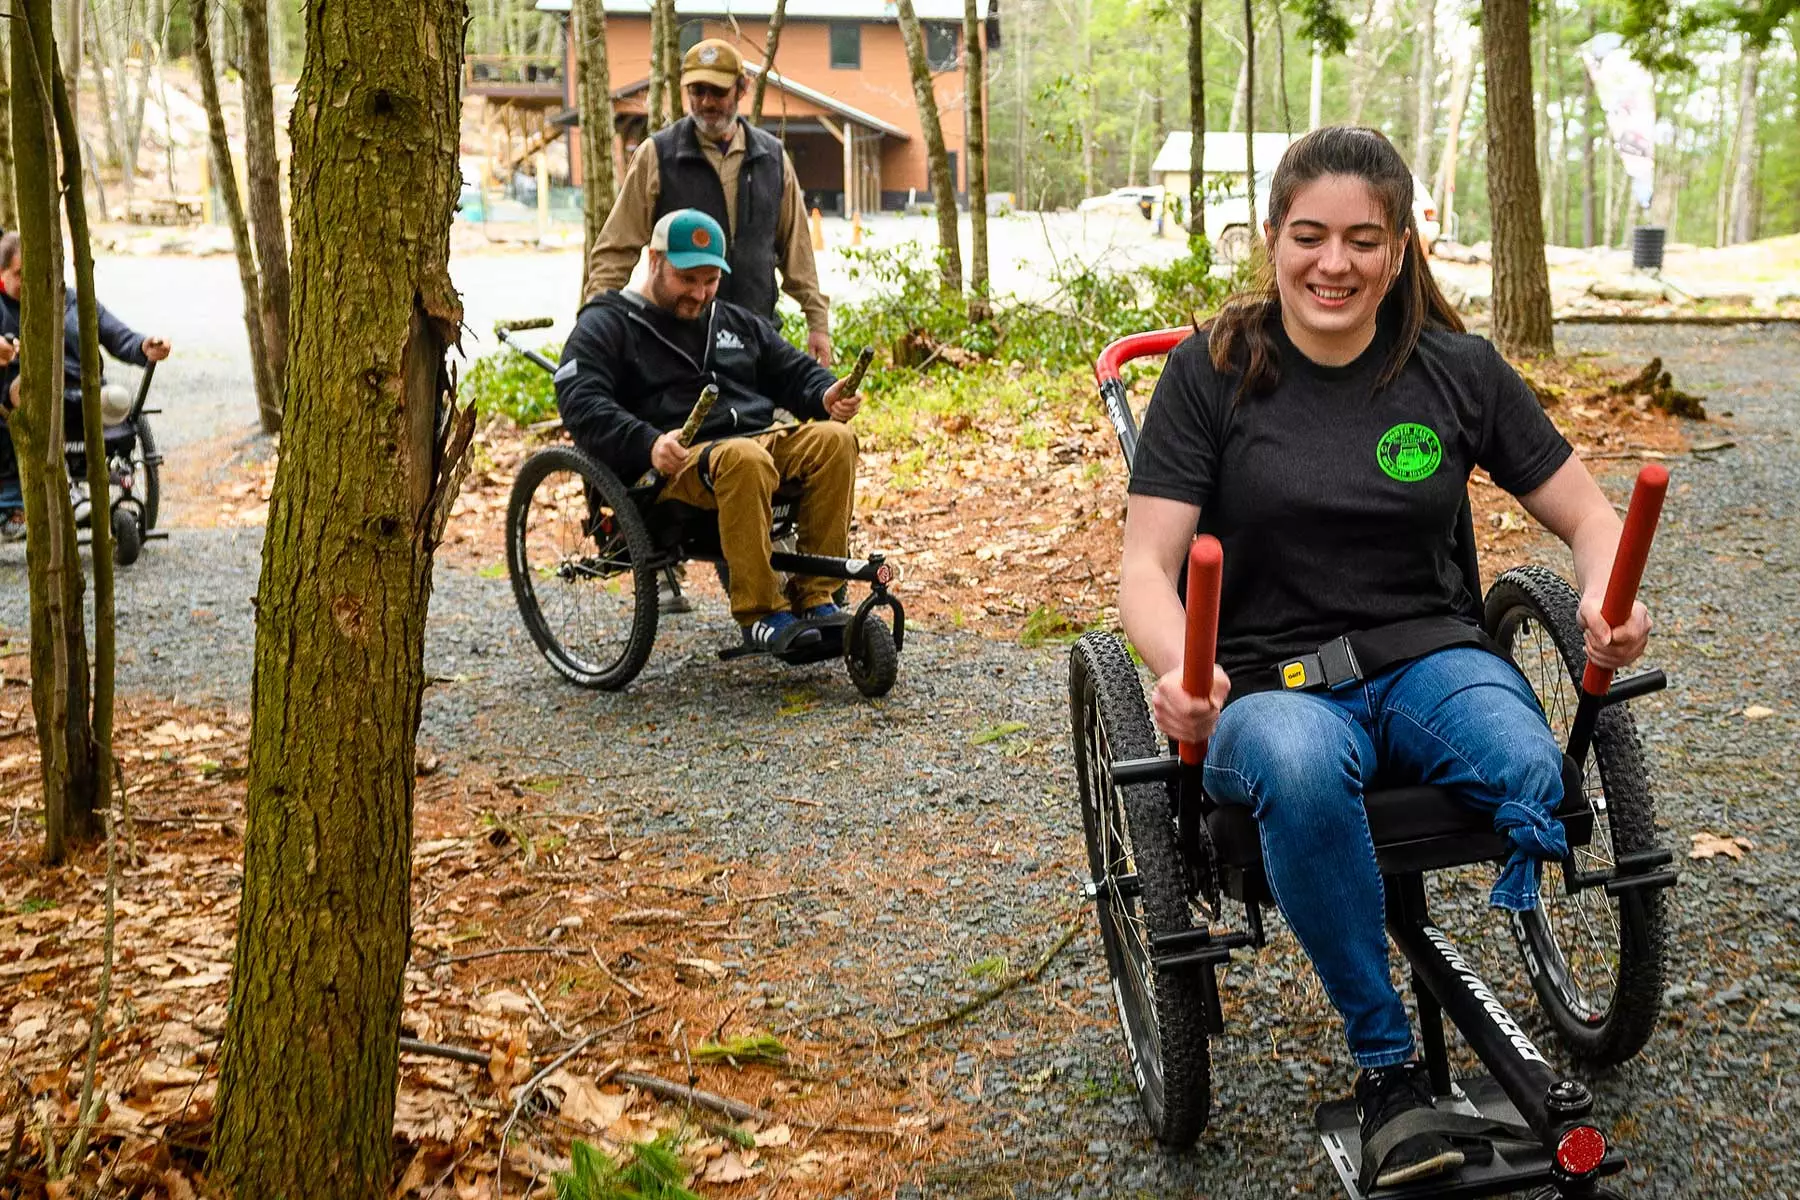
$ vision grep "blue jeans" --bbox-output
[0,416,20,512]
[1204,647,1566,1068]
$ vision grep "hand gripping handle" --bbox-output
[1180,535,1224,766]
[636,384,721,489]
[1581,463,1669,696]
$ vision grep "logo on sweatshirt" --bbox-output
[715,329,746,352]
[1376,422,1443,482]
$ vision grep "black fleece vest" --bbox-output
[652,116,783,320]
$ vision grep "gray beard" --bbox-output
[693,114,735,141]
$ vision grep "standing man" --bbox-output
[583,37,832,366]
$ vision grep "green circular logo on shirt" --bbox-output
[1376,422,1443,482]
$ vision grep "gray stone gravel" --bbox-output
[2,320,1797,1198]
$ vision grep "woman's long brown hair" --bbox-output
[1204,126,1465,399]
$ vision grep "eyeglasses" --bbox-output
[686,83,734,101]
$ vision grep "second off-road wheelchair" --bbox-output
[494,319,904,698]
[1071,329,1677,1197]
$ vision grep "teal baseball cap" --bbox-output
[650,209,731,272]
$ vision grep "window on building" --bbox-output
[925,22,959,71]
[678,21,704,56]
[829,22,861,69]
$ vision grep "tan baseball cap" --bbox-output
[682,38,744,90]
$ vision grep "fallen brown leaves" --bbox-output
[0,692,996,1199]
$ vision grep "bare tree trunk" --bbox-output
[1411,0,1434,178]
[660,0,680,126]
[576,0,618,278]
[1726,41,1762,244]
[1482,0,1554,356]
[51,49,115,860]
[964,0,989,321]
[646,0,665,134]
[1243,0,1256,229]
[0,26,16,230]
[13,0,96,865]
[240,0,289,433]
[1433,46,1475,240]
[1014,0,1028,204]
[1711,61,1733,246]
[87,18,123,170]
[1187,0,1206,237]
[1581,56,1596,246]
[191,0,278,431]
[1079,0,1093,196]
[749,0,788,122]
[1343,0,1376,126]
[210,0,468,1188]
[1274,2,1291,133]
[896,0,961,293]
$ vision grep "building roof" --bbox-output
[537,0,991,20]
[609,64,911,139]
[1151,132,1297,178]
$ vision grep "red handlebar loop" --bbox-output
[1180,535,1224,766]
[1095,328,1193,386]
[1580,464,1669,696]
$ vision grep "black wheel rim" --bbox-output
[1079,675,1164,1100]
[518,467,645,680]
[1500,609,1621,1025]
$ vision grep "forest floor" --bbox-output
[0,337,1729,1199]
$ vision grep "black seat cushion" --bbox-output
[1207,756,1589,881]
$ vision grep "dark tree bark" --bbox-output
[1481,0,1554,356]
[963,0,988,320]
[576,0,618,277]
[53,47,115,868]
[191,0,279,432]
[1187,0,1206,237]
[12,0,96,865]
[240,0,290,433]
[0,33,16,230]
[749,0,788,122]
[208,0,470,1192]
[896,0,962,293]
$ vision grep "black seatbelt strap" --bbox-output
[1240,616,1501,698]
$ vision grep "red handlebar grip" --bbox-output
[1180,535,1224,766]
[1581,464,1669,696]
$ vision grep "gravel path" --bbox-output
[1,321,1795,1198]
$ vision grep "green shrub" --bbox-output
[464,344,560,427]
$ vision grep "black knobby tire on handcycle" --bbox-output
[110,505,142,566]
[844,614,898,698]
[133,415,161,533]
[507,445,659,690]
[1070,631,1211,1147]
[1486,564,1666,1065]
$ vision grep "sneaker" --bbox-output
[1355,1061,1464,1189]
[799,602,850,626]
[658,568,694,615]
[741,611,822,653]
[0,510,24,542]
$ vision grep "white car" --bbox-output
[1203,173,1443,267]
[1079,186,1164,221]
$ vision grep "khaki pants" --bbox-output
[658,421,857,625]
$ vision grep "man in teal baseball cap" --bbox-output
[554,208,866,655]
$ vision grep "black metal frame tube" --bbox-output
[768,550,888,583]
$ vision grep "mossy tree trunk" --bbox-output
[191,0,279,432]
[1482,0,1554,356]
[962,0,988,322]
[575,0,617,277]
[240,0,291,433]
[896,0,962,294]
[646,0,665,134]
[209,0,470,1192]
[0,30,17,231]
[13,0,98,866]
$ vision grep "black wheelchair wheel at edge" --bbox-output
[844,614,897,698]
[506,445,659,690]
[110,505,141,566]
[1485,564,1666,1066]
[1070,631,1211,1146]
[133,415,161,532]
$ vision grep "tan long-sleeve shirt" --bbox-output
[582,120,829,334]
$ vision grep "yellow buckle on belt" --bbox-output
[1281,660,1308,689]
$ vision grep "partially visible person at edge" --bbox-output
[0,230,173,541]
[582,37,831,367]
[557,208,862,655]
[1117,126,1651,1190]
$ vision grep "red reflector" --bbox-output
[876,564,894,584]
[1555,1125,1607,1175]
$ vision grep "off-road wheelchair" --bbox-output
[64,361,164,566]
[1071,328,1676,1198]
[494,318,904,698]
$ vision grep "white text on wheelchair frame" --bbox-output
[1423,926,1548,1066]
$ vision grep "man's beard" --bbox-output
[692,111,735,140]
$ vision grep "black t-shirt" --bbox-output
[636,296,710,365]
[1128,319,1572,679]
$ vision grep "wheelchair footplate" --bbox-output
[717,615,849,667]
[1317,1075,1609,1199]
